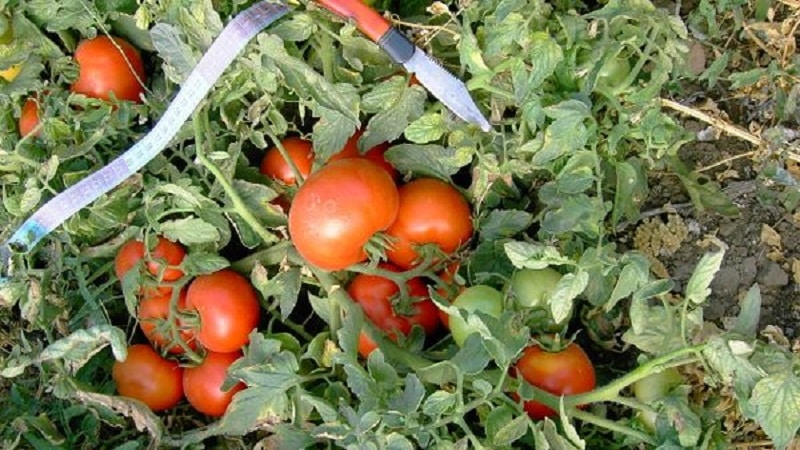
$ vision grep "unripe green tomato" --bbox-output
[633,367,682,404]
[449,285,504,347]
[508,268,562,309]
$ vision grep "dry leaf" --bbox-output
[792,259,800,284]
[760,223,782,249]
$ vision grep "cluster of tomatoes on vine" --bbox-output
[261,130,598,420]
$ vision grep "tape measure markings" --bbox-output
[3,2,290,257]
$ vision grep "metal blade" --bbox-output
[403,48,491,132]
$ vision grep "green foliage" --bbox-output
[1,0,798,448]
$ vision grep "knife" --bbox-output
[315,0,492,132]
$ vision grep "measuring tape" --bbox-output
[0,1,290,276]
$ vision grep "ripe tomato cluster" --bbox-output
[260,131,475,358]
[112,236,257,417]
[16,34,147,138]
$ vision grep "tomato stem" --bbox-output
[230,241,292,273]
[266,131,306,187]
[570,408,656,445]
[193,108,279,245]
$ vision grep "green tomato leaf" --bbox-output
[388,374,425,415]
[384,144,473,180]
[548,271,588,324]
[181,252,229,275]
[733,284,761,338]
[491,407,529,446]
[270,12,316,41]
[150,23,197,83]
[479,210,533,242]
[362,85,427,151]
[527,32,564,92]
[160,217,220,245]
[405,112,446,144]
[612,159,649,226]
[605,254,650,312]
[386,432,415,450]
[251,266,301,320]
[504,241,575,269]
[662,388,702,447]
[749,370,800,448]
[685,243,726,305]
[38,325,127,375]
[421,390,457,418]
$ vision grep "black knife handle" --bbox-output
[378,28,415,64]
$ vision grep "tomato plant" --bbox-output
[448,285,504,347]
[18,96,40,137]
[386,178,473,269]
[185,269,260,353]
[347,263,440,357]
[288,158,399,271]
[508,268,563,309]
[112,344,183,412]
[633,367,682,404]
[260,136,314,185]
[138,289,196,354]
[183,351,245,417]
[71,35,146,103]
[514,342,596,420]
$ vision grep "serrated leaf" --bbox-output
[495,413,529,446]
[313,105,359,163]
[605,255,650,312]
[699,51,729,88]
[729,68,765,90]
[270,12,316,41]
[181,253,229,275]
[19,186,41,213]
[160,217,220,245]
[548,271,588,324]
[685,246,726,305]
[388,374,425,415]
[527,32,563,92]
[386,433,415,450]
[39,325,127,374]
[231,179,282,224]
[405,113,446,144]
[385,144,472,180]
[504,241,575,269]
[308,294,331,325]
[421,390,456,417]
[362,86,427,150]
[612,159,648,226]
[470,240,517,284]
[150,23,196,83]
[662,390,702,447]
[251,268,301,319]
[479,210,533,241]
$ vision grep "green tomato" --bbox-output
[633,367,682,404]
[449,285,504,347]
[508,268,563,309]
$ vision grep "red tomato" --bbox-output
[514,343,596,419]
[71,36,146,103]
[138,289,196,354]
[114,239,145,281]
[185,269,260,353]
[260,136,314,185]
[288,158,399,271]
[19,97,40,138]
[348,263,440,357]
[146,237,185,282]
[112,344,183,411]
[386,179,473,269]
[183,350,244,417]
[357,331,379,357]
[329,130,398,180]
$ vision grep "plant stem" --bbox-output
[230,241,292,273]
[266,131,306,186]
[193,108,279,245]
[571,409,655,445]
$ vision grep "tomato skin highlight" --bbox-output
[138,289,196,354]
[514,343,596,420]
[259,136,314,185]
[185,269,261,353]
[112,344,184,412]
[71,35,146,103]
[347,263,440,357]
[289,158,399,271]
[386,178,473,269]
[183,351,244,417]
[448,285,504,347]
